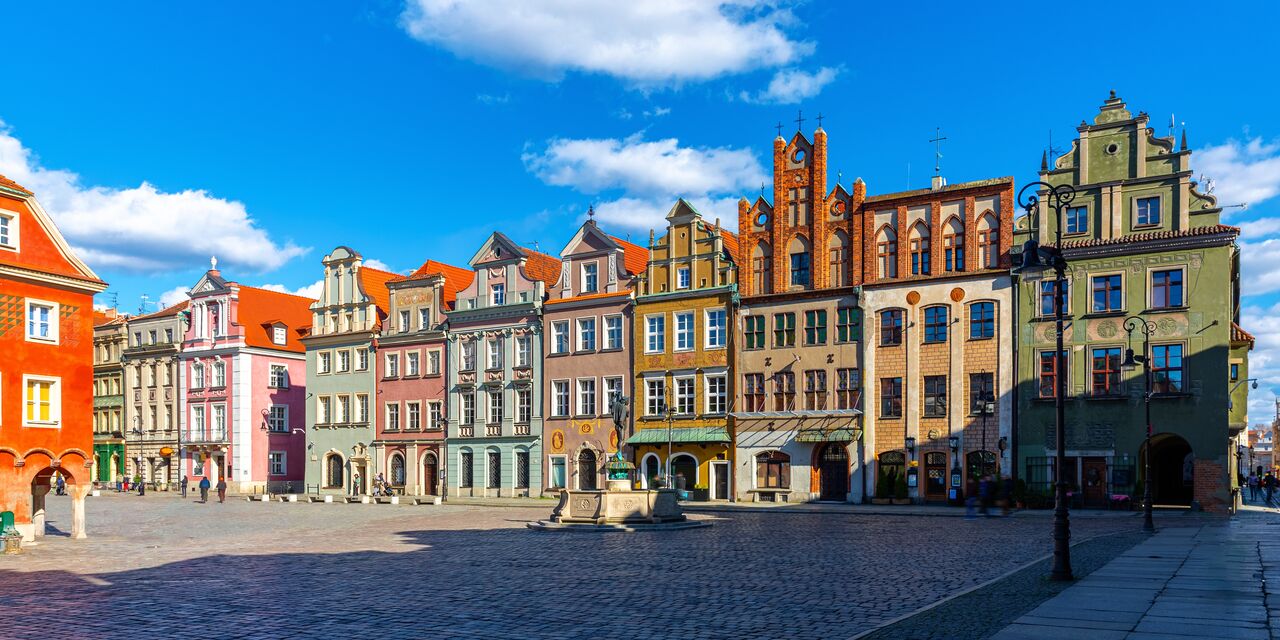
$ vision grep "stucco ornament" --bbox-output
[1097,320,1118,339]
[1157,318,1177,335]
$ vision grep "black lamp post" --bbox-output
[1121,317,1157,533]
[1012,180,1076,581]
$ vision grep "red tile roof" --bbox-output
[522,249,562,287]
[236,285,315,353]
[93,310,124,327]
[1055,224,1238,250]
[609,235,650,275]
[131,300,189,322]
[0,173,31,195]
[402,259,475,308]
[1233,322,1255,347]
[719,228,740,255]
[357,266,398,316]
[545,290,632,306]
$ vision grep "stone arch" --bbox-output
[908,221,931,275]
[827,229,850,287]
[875,224,898,279]
[751,240,773,294]
[977,211,999,269]
[787,234,812,287]
[942,215,965,272]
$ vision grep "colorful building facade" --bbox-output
[375,259,472,497]
[446,232,559,498]
[1013,92,1246,512]
[179,262,310,493]
[302,247,396,496]
[541,219,647,493]
[630,200,738,501]
[92,309,127,484]
[0,173,106,540]
[121,301,187,489]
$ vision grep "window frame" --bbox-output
[922,375,947,418]
[1149,267,1186,310]
[1065,205,1089,235]
[879,309,903,346]
[673,311,695,352]
[705,373,727,415]
[0,209,17,250]
[577,317,597,352]
[879,377,903,418]
[922,306,948,343]
[744,314,765,350]
[1038,350,1068,399]
[1038,279,1072,317]
[1134,195,1162,228]
[705,309,727,349]
[1090,272,1125,314]
[644,314,665,354]
[803,309,827,346]
[22,374,61,427]
[552,379,571,418]
[1090,346,1123,396]
[1150,343,1185,394]
[24,298,59,344]
[576,377,597,417]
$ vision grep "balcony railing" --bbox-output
[485,424,502,437]
[185,429,229,443]
[459,425,475,437]
[514,423,531,436]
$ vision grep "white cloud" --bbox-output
[1239,239,1280,296]
[1239,217,1280,240]
[524,132,765,231]
[258,280,324,300]
[475,93,510,105]
[399,0,811,86]
[644,106,672,118]
[362,258,394,272]
[1242,300,1280,421]
[740,66,839,104]
[0,120,307,273]
[1194,137,1280,212]
[158,285,190,308]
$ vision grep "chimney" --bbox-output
[931,175,947,191]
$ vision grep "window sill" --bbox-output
[967,336,994,342]
[1086,394,1127,401]
[1143,306,1188,314]
[878,343,903,348]
[548,352,570,358]
[1151,392,1192,399]
[573,350,597,356]
[877,415,903,420]
[598,347,625,354]
[23,421,61,429]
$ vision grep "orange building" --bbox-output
[0,174,106,541]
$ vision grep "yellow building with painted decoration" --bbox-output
[629,199,738,501]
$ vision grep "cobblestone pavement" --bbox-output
[1,494,1150,640]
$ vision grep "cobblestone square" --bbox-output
[0,494,1145,640]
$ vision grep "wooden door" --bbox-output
[819,444,849,501]
[1082,457,1107,507]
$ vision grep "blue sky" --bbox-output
[4,1,1280,418]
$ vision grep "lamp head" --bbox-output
[1012,239,1045,274]
[1121,348,1139,371]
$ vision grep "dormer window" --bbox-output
[399,310,411,333]
[418,307,431,330]
[491,283,505,306]
[272,325,287,345]
[0,210,16,249]
[582,263,598,293]
[677,267,691,289]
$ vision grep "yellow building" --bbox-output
[629,199,738,501]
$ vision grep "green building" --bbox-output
[1013,92,1249,513]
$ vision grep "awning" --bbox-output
[626,427,731,445]
[795,428,861,443]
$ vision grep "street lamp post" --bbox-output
[1013,179,1077,581]
[132,416,146,496]
[1121,317,1156,533]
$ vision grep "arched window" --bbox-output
[789,235,811,288]
[942,216,964,272]
[878,451,906,495]
[828,230,850,287]
[390,453,406,486]
[909,222,930,276]
[977,212,999,269]
[642,454,661,489]
[751,241,772,295]
[969,301,995,339]
[876,226,897,279]
[756,451,790,489]
[325,454,343,488]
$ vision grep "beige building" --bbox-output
[122,301,187,489]
[92,310,127,485]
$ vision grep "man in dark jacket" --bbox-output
[198,476,211,503]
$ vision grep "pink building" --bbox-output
[179,261,313,493]
[374,259,473,496]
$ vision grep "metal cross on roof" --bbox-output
[795,109,805,131]
[816,113,824,129]
[775,121,783,137]
[587,204,595,221]
[930,127,947,175]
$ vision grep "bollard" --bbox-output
[1,512,20,554]
[433,496,443,506]
[390,496,400,505]
[287,495,298,502]
[259,494,270,502]
[91,490,101,497]
[360,495,371,504]
[323,495,333,503]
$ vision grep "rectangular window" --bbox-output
[773,312,796,348]
[487,450,502,488]
[549,456,567,489]
[646,379,665,416]
[706,374,727,414]
[419,307,431,330]
[923,375,947,417]
[970,372,994,414]
[1091,347,1121,396]
[1091,274,1123,313]
[836,308,857,344]
[487,338,502,370]
[674,377,695,415]
[317,396,331,424]
[969,302,995,339]
[605,377,624,406]
[705,309,727,348]
[461,391,476,425]
[429,401,444,429]
[553,380,570,417]
[25,300,57,343]
[23,376,60,425]
[804,310,827,346]
[491,283,505,306]
[514,337,530,367]
[910,237,930,276]
[0,211,14,248]
[582,263,598,293]
[577,378,597,416]
[744,315,765,350]
[428,350,440,375]
[318,352,331,374]
[406,352,420,376]
[386,403,400,431]
[355,394,369,423]
[488,390,504,424]
[212,404,226,438]
[552,321,570,354]
[460,451,473,488]
[211,362,226,388]
[880,377,903,418]
[791,252,811,286]
[773,371,796,411]
[516,387,531,423]
[1151,344,1184,394]
[356,348,369,371]
[1066,206,1088,234]
[1038,351,1067,399]
[836,368,859,410]
[1231,363,1240,382]
[804,369,827,410]
[269,364,289,389]
[674,311,694,351]
[267,405,287,432]
[1151,269,1184,309]
[385,353,399,378]
[399,310,411,333]
[1039,280,1068,317]
[923,306,948,343]
[744,373,765,411]
[578,318,597,351]
[191,405,206,436]
[336,395,351,423]
[516,451,530,489]
[677,267,691,289]
[645,315,665,353]
[268,452,286,476]
[461,341,476,371]
[1136,197,1161,226]
[604,315,623,350]
[880,310,903,346]
[407,402,421,430]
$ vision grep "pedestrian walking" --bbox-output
[55,474,66,496]
[1001,475,1014,516]
[198,476,211,503]
[136,475,144,495]
[1265,473,1276,506]
[216,478,227,503]
[1248,472,1260,503]
[978,475,993,517]
[180,475,188,498]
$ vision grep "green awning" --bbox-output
[795,428,860,443]
[626,427,731,445]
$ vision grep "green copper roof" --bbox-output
[795,428,860,443]
[626,427,730,445]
